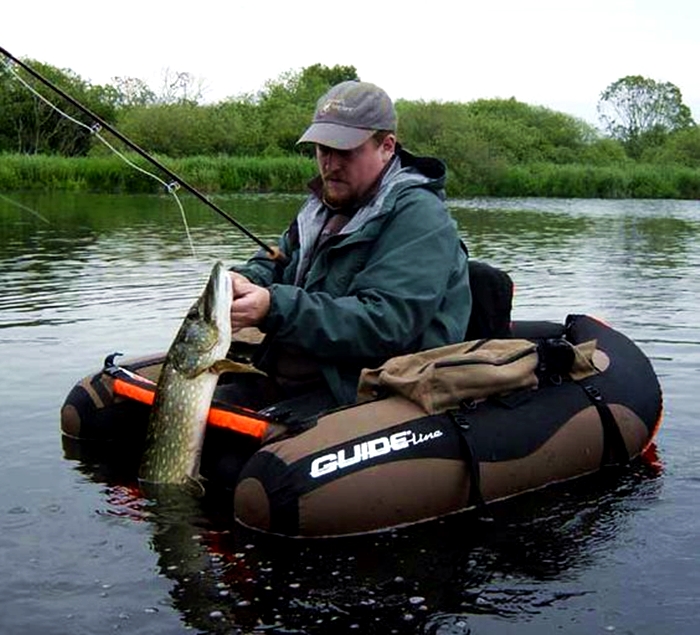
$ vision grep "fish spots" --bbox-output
[139,262,233,485]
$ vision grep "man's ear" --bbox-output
[380,134,397,161]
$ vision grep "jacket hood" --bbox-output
[293,147,447,286]
[395,144,447,185]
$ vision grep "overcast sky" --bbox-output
[3,0,699,128]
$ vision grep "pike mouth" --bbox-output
[203,261,232,326]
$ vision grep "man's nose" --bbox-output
[323,149,343,171]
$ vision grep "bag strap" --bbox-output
[449,409,488,512]
[579,384,630,466]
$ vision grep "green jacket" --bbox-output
[234,147,471,404]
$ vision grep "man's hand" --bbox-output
[230,271,250,287]
[230,276,270,332]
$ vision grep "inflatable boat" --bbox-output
[60,313,662,538]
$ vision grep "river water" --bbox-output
[1,192,698,634]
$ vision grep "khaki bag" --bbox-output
[357,338,599,414]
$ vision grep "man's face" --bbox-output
[316,134,396,208]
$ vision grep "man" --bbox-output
[229,80,470,412]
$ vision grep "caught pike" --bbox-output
[139,260,250,487]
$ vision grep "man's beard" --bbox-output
[322,178,354,209]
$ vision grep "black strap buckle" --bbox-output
[102,352,124,376]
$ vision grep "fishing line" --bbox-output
[2,58,197,257]
[0,192,50,224]
[0,45,282,261]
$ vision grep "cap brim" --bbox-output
[296,123,375,150]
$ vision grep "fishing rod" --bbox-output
[0,45,281,259]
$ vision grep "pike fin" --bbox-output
[209,359,266,376]
[185,475,207,497]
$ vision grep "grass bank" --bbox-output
[1,153,699,199]
[483,162,700,199]
[0,154,318,195]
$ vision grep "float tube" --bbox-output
[60,314,662,538]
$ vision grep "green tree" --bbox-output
[641,126,700,167]
[109,70,204,108]
[597,75,696,158]
[397,98,597,170]
[0,59,118,156]
[254,64,360,153]
[111,64,358,158]
[579,138,630,166]
[109,76,157,108]
[115,100,266,157]
[464,98,597,163]
[156,69,205,104]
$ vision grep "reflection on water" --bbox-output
[449,198,700,346]
[1,192,699,634]
[88,451,662,635]
[65,426,663,634]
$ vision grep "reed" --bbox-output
[446,162,700,199]
[0,154,317,194]
[1,153,698,199]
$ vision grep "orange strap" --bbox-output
[112,375,269,439]
[207,408,269,439]
[113,377,155,406]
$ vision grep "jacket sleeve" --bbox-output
[260,187,468,361]
[230,230,293,287]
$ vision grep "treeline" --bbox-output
[1,61,699,198]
